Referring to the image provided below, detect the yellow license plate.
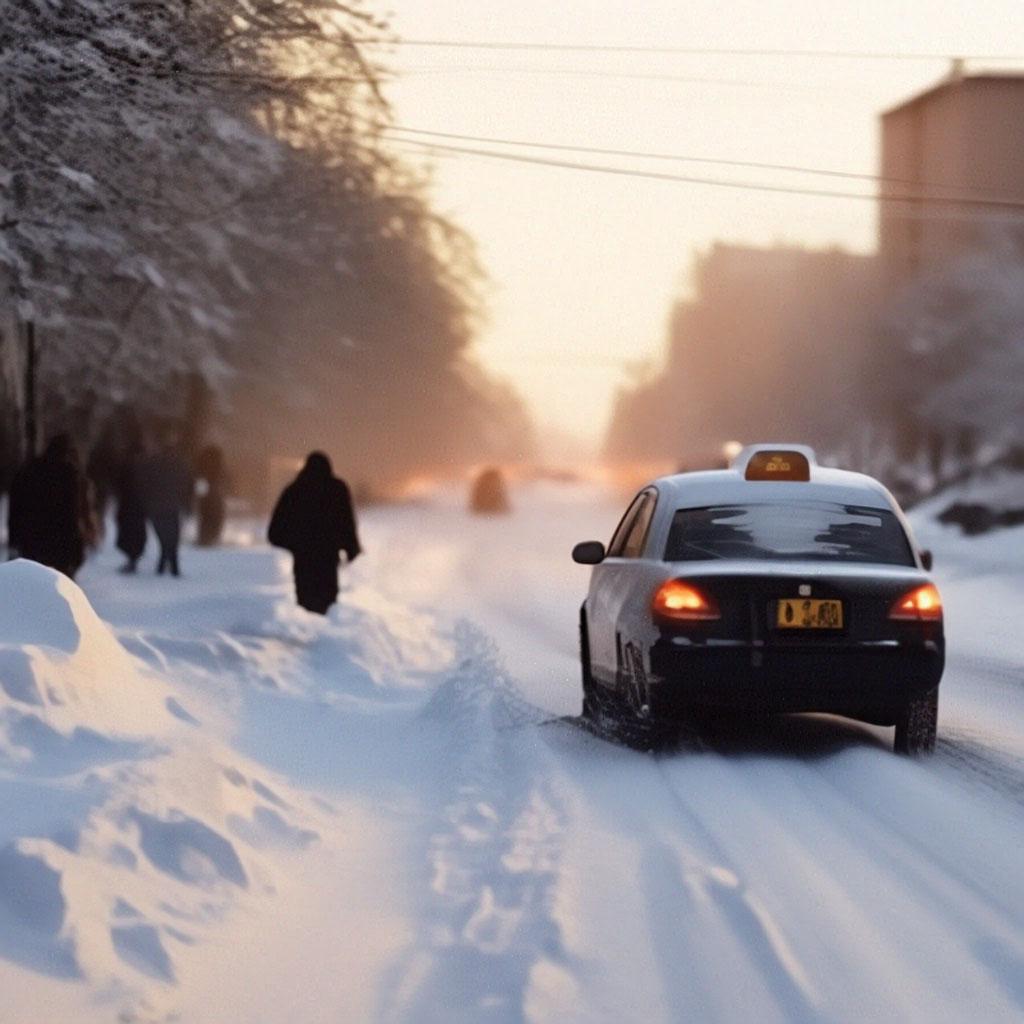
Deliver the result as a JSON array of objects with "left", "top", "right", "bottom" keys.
[{"left": 776, "top": 598, "right": 843, "bottom": 629}]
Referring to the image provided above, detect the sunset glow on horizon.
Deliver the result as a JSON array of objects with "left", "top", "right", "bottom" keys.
[{"left": 382, "top": 1, "right": 1024, "bottom": 457}]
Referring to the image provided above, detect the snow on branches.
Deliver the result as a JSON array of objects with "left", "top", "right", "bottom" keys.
[
  {"left": 882, "top": 232, "right": 1024, "bottom": 455},
  {"left": 0, "top": 0, "right": 386, "bottom": 404}
]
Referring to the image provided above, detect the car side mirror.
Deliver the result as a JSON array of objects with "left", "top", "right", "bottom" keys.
[
  {"left": 919, "top": 549, "right": 933, "bottom": 571},
  {"left": 572, "top": 541, "right": 606, "bottom": 565}
]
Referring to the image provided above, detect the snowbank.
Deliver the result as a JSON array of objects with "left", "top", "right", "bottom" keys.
[
  {"left": 915, "top": 467, "right": 1024, "bottom": 536},
  {"left": 0, "top": 560, "right": 172, "bottom": 755},
  {"left": 0, "top": 560, "right": 327, "bottom": 1023}
]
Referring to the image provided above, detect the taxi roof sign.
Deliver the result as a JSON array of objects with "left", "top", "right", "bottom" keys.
[
  {"left": 732, "top": 444, "right": 816, "bottom": 482},
  {"left": 745, "top": 451, "right": 811, "bottom": 481}
]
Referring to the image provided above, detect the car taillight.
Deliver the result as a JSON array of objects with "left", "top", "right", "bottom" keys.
[
  {"left": 652, "top": 580, "right": 720, "bottom": 621},
  {"left": 889, "top": 584, "right": 943, "bottom": 621}
]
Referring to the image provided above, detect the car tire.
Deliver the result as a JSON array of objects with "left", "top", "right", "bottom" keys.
[
  {"left": 893, "top": 687, "right": 938, "bottom": 755},
  {"left": 624, "top": 643, "right": 650, "bottom": 718},
  {"left": 614, "top": 643, "right": 671, "bottom": 751},
  {"left": 579, "top": 606, "right": 598, "bottom": 720}
]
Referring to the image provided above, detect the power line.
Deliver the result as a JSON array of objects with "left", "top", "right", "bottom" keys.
[
  {"left": 390, "top": 127, "right": 1024, "bottom": 203},
  {"left": 396, "top": 65, "right": 829, "bottom": 90},
  {"left": 388, "top": 135, "right": 1024, "bottom": 211},
  {"left": 389, "top": 126, "right": 1018, "bottom": 197},
  {"left": 363, "top": 38, "right": 1024, "bottom": 61}
]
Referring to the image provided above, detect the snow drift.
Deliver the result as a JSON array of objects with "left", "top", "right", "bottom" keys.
[
  {"left": 0, "top": 559, "right": 326, "bottom": 1023},
  {"left": 0, "top": 559, "right": 172, "bottom": 756}
]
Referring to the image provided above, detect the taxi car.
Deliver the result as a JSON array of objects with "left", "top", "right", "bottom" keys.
[{"left": 572, "top": 445, "right": 944, "bottom": 753}]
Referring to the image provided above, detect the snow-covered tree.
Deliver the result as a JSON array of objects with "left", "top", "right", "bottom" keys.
[
  {"left": 0, "top": 2, "right": 534, "bottom": 482},
  {"left": 878, "top": 234, "right": 1024, "bottom": 478},
  {"left": 0, "top": 0, "right": 384, "bottom": 432},
  {"left": 216, "top": 142, "right": 537, "bottom": 490}
]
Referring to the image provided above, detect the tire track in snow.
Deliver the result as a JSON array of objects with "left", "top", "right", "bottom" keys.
[
  {"left": 380, "top": 626, "right": 574, "bottom": 1023},
  {"left": 537, "top": 713, "right": 1024, "bottom": 1022},
  {"left": 686, "top": 747, "right": 1024, "bottom": 1021},
  {"left": 544, "top": 707, "right": 1024, "bottom": 1021},
  {"left": 816, "top": 752, "right": 1024, "bottom": 935},
  {"left": 652, "top": 759, "right": 825, "bottom": 1023},
  {"left": 936, "top": 728, "right": 1024, "bottom": 807},
  {"left": 808, "top": 753, "right": 1024, "bottom": 1019},
  {"left": 534, "top": 719, "right": 830, "bottom": 1022}
]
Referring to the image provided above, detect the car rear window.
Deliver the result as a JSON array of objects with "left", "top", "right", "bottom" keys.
[{"left": 664, "top": 501, "right": 915, "bottom": 566}]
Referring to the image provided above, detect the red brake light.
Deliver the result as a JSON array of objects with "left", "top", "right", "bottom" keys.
[
  {"left": 652, "top": 580, "right": 720, "bottom": 621},
  {"left": 889, "top": 584, "right": 943, "bottom": 621}
]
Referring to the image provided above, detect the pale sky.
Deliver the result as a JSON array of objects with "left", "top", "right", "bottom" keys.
[{"left": 380, "top": 2, "right": 1024, "bottom": 459}]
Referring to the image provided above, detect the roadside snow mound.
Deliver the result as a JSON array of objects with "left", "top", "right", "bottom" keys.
[
  {"left": 0, "top": 560, "right": 174, "bottom": 758},
  {"left": 917, "top": 467, "right": 1024, "bottom": 536},
  {"left": 0, "top": 560, "right": 327, "bottom": 1022}
]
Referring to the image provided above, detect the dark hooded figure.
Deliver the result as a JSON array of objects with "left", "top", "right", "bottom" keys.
[
  {"left": 267, "top": 452, "right": 361, "bottom": 614},
  {"left": 115, "top": 441, "right": 147, "bottom": 573},
  {"left": 469, "top": 467, "right": 511, "bottom": 514},
  {"left": 7, "top": 434, "right": 95, "bottom": 579},
  {"left": 138, "top": 438, "right": 193, "bottom": 577}
]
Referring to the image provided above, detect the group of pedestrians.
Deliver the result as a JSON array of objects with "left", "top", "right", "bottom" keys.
[
  {"left": 7, "top": 432, "right": 203, "bottom": 582},
  {"left": 5, "top": 434, "right": 361, "bottom": 617},
  {"left": 115, "top": 436, "right": 194, "bottom": 576}
]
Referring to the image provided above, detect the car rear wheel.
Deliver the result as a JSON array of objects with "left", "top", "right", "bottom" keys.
[
  {"left": 624, "top": 643, "right": 651, "bottom": 719},
  {"left": 893, "top": 687, "right": 938, "bottom": 755},
  {"left": 611, "top": 643, "right": 673, "bottom": 751},
  {"left": 579, "top": 606, "right": 598, "bottom": 720}
]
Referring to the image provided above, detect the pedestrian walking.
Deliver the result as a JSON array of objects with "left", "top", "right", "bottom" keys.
[
  {"left": 7, "top": 434, "right": 96, "bottom": 579},
  {"left": 138, "top": 437, "right": 193, "bottom": 577},
  {"left": 115, "top": 441, "right": 147, "bottom": 573},
  {"left": 469, "top": 466, "right": 511, "bottom": 514},
  {"left": 268, "top": 452, "right": 361, "bottom": 614},
  {"left": 195, "top": 444, "right": 228, "bottom": 547}
]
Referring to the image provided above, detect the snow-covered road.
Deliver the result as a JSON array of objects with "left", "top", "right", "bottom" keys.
[{"left": 3, "top": 481, "right": 1024, "bottom": 1023}]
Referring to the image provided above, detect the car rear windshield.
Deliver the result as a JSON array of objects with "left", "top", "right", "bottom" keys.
[{"left": 664, "top": 501, "right": 915, "bottom": 566}]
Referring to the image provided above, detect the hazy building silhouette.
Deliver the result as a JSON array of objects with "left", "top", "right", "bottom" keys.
[
  {"left": 879, "top": 70, "right": 1024, "bottom": 286},
  {"left": 604, "top": 243, "right": 880, "bottom": 467},
  {"left": 875, "top": 70, "right": 1024, "bottom": 480}
]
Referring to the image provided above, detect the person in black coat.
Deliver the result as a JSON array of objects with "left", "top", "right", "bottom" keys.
[
  {"left": 7, "top": 434, "right": 96, "bottom": 579},
  {"left": 138, "top": 438, "right": 193, "bottom": 577},
  {"left": 267, "top": 452, "right": 361, "bottom": 614},
  {"left": 115, "top": 441, "right": 147, "bottom": 573}
]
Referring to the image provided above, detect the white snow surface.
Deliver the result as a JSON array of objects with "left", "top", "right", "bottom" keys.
[
  {"left": 922, "top": 466, "right": 1024, "bottom": 513},
  {"left": 1, "top": 481, "right": 1023, "bottom": 1023}
]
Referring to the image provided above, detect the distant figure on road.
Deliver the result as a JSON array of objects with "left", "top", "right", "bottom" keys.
[
  {"left": 195, "top": 444, "right": 228, "bottom": 547},
  {"left": 139, "top": 438, "right": 193, "bottom": 577},
  {"left": 7, "top": 434, "right": 96, "bottom": 579},
  {"left": 469, "top": 466, "right": 510, "bottom": 515},
  {"left": 268, "top": 452, "right": 361, "bottom": 614},
  {"left": 115, "top": 441, "right": 147, "bottom": 574}
]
